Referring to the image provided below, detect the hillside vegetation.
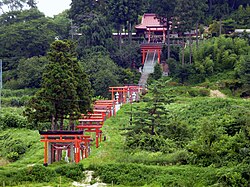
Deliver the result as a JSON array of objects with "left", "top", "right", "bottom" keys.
[
  {"left": 0, "top": 80, "right": 249, "bottom": 186},
  {"left": 0, "top": 0, "right": 250, "bottom": 186}
]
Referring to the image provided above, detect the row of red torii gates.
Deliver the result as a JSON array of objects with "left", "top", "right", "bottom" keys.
[{"left": 40, "top": 85, "right": 142, "bottom": 166}]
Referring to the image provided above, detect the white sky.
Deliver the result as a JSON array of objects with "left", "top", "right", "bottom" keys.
[{"left": 37, "top": 0, "right": 71, "bottom": 17}]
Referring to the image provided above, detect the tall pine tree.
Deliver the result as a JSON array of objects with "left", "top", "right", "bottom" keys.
[{"left": 25, "top": 40, "right": 92, "bottom": 130}]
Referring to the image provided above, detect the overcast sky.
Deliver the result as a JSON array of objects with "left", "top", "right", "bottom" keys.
[{"left": 37, "top": 0, "right": 71, "bottom": 17}]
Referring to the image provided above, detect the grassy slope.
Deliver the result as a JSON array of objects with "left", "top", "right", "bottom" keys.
[{"left": 0, "top": 88, "right": 249, "bottom": 186}]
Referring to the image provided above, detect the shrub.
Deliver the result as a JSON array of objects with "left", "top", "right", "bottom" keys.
[
  {"left": 0, "top": 165, "right": 56, "bottom": 185},
  {"left": 216, "top": 165, "right": 250, "bottom": 187},
  {"left": 188, "top": 88, "right": 210, "bottom": 97},
  {"left": 14, "top": 165, "right": 56, "bottom": 183},
  {"left": 6, "top": 152, "right": 19, "bottom": 162},
  {"left": 55, "top": 163, "right": 85, "bottom": 181},
  {"left": 1, "top": 112, "right": 27, "bottom": 128}
]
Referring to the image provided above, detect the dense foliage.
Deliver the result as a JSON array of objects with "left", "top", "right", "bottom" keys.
[
  {"left": 0, "top": 0, "right": 250, "bottom": 186},
  {"left": 124, "top": 78, "right": 250, "bottom": 168},
  {"left": 25, "top": 40, "right": 92, "bottom": 130},
  {"left": 169, "top": 36, "right": 250, "bottom": 97}
]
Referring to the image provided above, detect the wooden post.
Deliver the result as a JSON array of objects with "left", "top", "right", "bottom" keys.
[
  {"left": 44, "top": 138, "right": 48, "bottom": 166},
  {"left": 142, "top": 50, "right": 145, "bottom": 65},
  {"left": 123, "top": 88, "right": 126, "bottom": 103},
  {"left": 111, "top": 88, "right": 114, "bottom": 100},
  {"left": 95, "top": 129, "right": 99, "bottom": 148},
  {"left": 158, "top": 50, "right": 160, "bottom": 63},
  {"left": 74, "top": 138, "right": 79, "bottom": 163},
  {"left": 84, "top": 141, "right": 88, "bottom": 158},
  {"left": 148, "top": 29, "right": 151, "bottom": 43},
  {"left": 56, "top": 149, "right": 59, "bottom": 162}
]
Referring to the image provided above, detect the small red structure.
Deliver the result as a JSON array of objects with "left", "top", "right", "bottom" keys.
[
  {"left": 76, "top": 100, "right": 117, "bottom": 148},
  {"left": 135, "top": 13, "right": 171, "bottom": 65},
  {"left": 76, "top": 125, "right": 102, "bottom": 148},
  {"left": 135, "top": 13, "right": 168, "bottom": 43},
  {"left": 40, "top": 96, "right": 139, "bottom": 165},
  {"left": 39, "top": 130, "right": 92, "bottom": 166},
  {"left": 109, "top": 85, "right": 142, "bottom": 104}
]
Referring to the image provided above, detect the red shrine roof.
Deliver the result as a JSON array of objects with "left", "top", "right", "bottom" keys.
[{"left": 135, "top": 13, "right": 166, "bottom": 30}]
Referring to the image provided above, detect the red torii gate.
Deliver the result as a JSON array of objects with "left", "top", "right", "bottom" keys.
[
  {"left": 77, "top": 100, "right": 117, "bottom": 148},
  {"left": 109, "top": 85, "right": 142, "bottom": 104},
  {"left": 76, "top": 124, "right": 102, "bottom": 148},
  {"left": 39, "top": 131, "right": 92, "bottom": 166},
  {"left": 94, "top": 100, "right": 116, "bottom": 116}
]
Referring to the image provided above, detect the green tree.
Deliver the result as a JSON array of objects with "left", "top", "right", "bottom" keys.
[
  {"left": 152, "top": 63, "right": 162, "bottom": 80},
  {"left": 235, "top": 55, "right": 250, "bottom": 96},
  {"left": 212, "top": 0, "right": 230, "bottom": 36},
  {"left": 126, "top": 0, "right": 143, "bottom": 43},
  {"left": 109, "top": 0, "right": 128, "bottom": 50},
  {"left": 81, "top": 53, "right": 120, "bottom": 98},
  {"left": 69, "top": 0, "right": 101, "bottom": 26},
  {"left": 111, "top": 41, "right": 141, "bottom": 68},
  {"left": 77, "top": 15, "right": 113, "bottom": 57},
  {"left": 151, "top": 0, "right": 176, "bottom": 60},
  {"left": 26, "top": 0, "right": 37, "bottom": 8},
  {"left": 17, "top": 56, "right": 49, "bottom": 88},
  {"left": 126, "top": 81, "right": 173, "bottom": 152},
  {"left": 175, "top": 0, "right": 207, "bottom": 64},
  {"left": 0, "top": 0, "right": 26, "bottom": 12},
  {"left": 51, "top": 10, "right": 71, "bottom": 40},
  {"left": 0, "top": 9, "right": 57, "bottom": 71},
  {"left": 25, "top": 40, "right": 92, "bottom": 130}
]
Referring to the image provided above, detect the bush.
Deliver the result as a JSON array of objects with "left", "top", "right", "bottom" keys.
[
  {"left": 55, "top": 163, "right": 85, "bottom": 181},
  {"left": 0, "top": 165, "right": 56, "bottom": 185},
  {"left": 89, "top": 163, "right": 220, "bottom": 186},
  {"left": 1, "top": 112, "right": 27, "bottom": 128},
  {"left": 0, "top": 129, "right": 39, "bottom": 162},
  {"left": 6, "top": 152, "right": 19, "bottom": 162},
  {"left": 188, "top": 88, "right": 210, "bottom": 97},
  {"left": 217, "top": 165, "right": 250, "bottom": 186},
  {"left": 122, "top": 150, "right": 190, "bottom": 166},
  {"left": 13, "top": 165, "right": 56, "bottom": 182}
]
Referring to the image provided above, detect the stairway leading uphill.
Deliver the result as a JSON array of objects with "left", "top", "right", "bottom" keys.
[{"left": 139, "top": 50, "right": 158, "bottom": 88}]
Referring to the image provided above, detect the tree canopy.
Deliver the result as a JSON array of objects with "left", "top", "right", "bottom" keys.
[{"left": 25, "top": 40, "right": 92, "bottom": 130}]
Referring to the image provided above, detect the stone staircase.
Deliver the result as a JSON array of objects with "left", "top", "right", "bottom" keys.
[{"left": 139, "top": 51, "right": 158, "bottom": 88}]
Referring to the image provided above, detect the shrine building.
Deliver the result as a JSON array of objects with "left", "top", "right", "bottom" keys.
[{"left": 135, "top": 13, "right": 169, "bottom": 65}]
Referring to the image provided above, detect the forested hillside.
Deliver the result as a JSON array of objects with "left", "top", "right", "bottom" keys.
[{"left": 0, "top": 0, "right": 250, "bottom": 186}]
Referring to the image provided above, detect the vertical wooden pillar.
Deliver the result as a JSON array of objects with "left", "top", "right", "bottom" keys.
[
  {"left": 58, "top": 149, "right": 62, "bottom": 161},
  {"left": 84, "top": 141, "right": 88, "bottom": 158},
  {"left": 43, "top": 138, "right": 48, "bottom": 166},
  {"left": 148, "top": 29, "right": 151, "bottom": 43},
  {"left": 158, "top": 50, "right": 160, "bottom": 63},
  {"left": 109, "top": 106, "right": 112, "bottom": 117},
  {"left": 56, "top": 149, "right": 59, "bottom": 162},
  {"left": 142, "top": 50, "right": 145, "bottom": 65},
  {"left": 95, "top": 130, "right": 99, "bottom": 148},
  {"left": 111, "top": 88, "right": 114, "bottom": 100},
  {"left": 74, "top": 137, "right": 80, "bottom": 163},
  {"left": 51, "top": 147, "right": 55, "bottom": 162},
  {"left": 123, "top": 88, "right": 126, "bottom": 103}
]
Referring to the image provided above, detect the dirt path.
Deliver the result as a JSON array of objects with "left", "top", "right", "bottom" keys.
[
  {"left": 210, "top": 90, "right": 226, "bottom": 98},
  {"left": 72, "top": 170, "right": 107, "bottom": 187}
]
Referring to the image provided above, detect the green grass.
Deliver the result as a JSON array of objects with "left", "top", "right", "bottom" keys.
[{"left": 0, "top": 85, "right": 249, "bottom": 186}]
